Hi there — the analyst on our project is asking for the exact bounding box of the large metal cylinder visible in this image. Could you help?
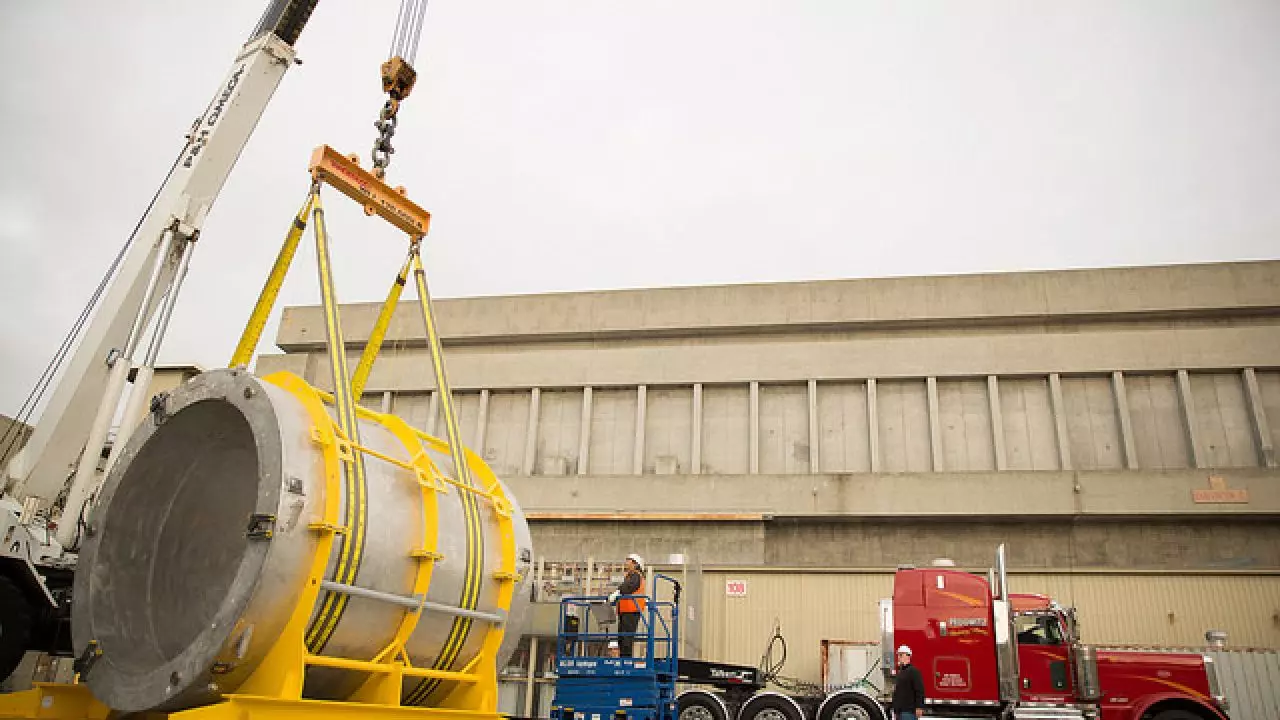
[73,369,533,713]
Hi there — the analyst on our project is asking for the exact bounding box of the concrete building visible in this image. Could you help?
[258,260,1280,688]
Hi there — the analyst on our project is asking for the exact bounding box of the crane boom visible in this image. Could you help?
[6,2,317,517]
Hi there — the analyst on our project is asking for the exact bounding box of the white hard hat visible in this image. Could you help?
[607,641,619,648]
[896,645,912,655]
[626,553,644,568]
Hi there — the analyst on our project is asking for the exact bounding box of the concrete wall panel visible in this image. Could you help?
[817,381,871,473]
[484,390,530,477]
[702,385,749,474]
[391,392,433,433]
[1126,373,1192,469]
[645,386,692,474]
[588,388,636,475]
[1192,372,1260,468]
[1061,376,1124,470]
[537,389,582,475]
[760,384,810,474]
[1000,376,1058,471]
[877,380,930,472]
[938,378,995,471]
[437,391,482,446]
[1258,370,1280,453]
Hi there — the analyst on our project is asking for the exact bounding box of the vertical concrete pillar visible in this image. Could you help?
[691,383,703,475]
[749,381,760,474]
[866,378,880,472]
[1242,368,1276,467]
[634,385,647,475]
[380,390,393,414]
[1111,371,1138,469]
[807,379,819,473]
[1048,373,1072,471]
[427,390,441,436]
[926,377,943,471]
[988,375,1007,471]
[578,386,593,475]
[1176,369,1206,469]
[475,389,490,452]
[522,387,541,476]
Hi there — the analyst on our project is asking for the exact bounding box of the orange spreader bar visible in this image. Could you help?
[308,144,431,238]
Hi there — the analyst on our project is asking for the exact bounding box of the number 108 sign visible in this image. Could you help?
[725,580,747,598]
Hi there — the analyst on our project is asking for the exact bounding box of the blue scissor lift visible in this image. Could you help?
[549,574,763,720]
[550,574,682,720]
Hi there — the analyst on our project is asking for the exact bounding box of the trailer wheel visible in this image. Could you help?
[678,691,727,720]
[816,691,883,720]
[738,693,804,720]
[0,576,34,683]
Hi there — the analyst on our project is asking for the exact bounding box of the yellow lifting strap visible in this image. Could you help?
[409,246,474,489]
[350,252,414,399]
[229,190,316,367]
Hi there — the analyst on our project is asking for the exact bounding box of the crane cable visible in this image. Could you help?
[373,0,429,179]
[389,0,430,65]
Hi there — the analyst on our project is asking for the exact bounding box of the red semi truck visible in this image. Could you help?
[674,545,1228,720]
[874,545,1228,720]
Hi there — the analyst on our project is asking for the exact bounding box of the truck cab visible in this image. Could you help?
[883,546,1229,720]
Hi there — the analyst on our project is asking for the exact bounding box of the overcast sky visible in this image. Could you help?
[1,1,1278,417]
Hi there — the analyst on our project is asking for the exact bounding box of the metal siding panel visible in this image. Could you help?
[588,387,636,475]
[760,384,810,474]
[644,385,693,474]
[1191,372,1258,468]
[1000,376,1058,471]
[537,389,582,474]
[701,572,893,684]
[1061,376,1124,470]
[702,385,749,474]
[1126,373,1192,469]
[817,381,870,473]
[483,390,530,477]
[877,380,930,472]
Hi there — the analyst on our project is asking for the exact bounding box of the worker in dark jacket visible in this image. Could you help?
[607,553,646,657]
[891,645,926,719]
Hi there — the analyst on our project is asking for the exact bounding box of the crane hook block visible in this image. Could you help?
[381,56,417,101]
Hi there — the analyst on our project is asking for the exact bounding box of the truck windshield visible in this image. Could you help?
[1014,614,1064,646]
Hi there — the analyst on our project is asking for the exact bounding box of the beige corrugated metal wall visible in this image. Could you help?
[700,571,1280,685]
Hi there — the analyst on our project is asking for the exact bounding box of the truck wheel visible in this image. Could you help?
[817,691,882,720]
[679,691,727,720]
[0,576,34,683]
[738,693,804,720]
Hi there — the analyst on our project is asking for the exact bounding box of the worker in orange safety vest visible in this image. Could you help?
[607,553,646,657]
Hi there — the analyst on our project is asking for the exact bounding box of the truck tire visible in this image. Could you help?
[679,690,728,720]
[816,691,884,720]
[738,692,804,720]
[0,576,33,683]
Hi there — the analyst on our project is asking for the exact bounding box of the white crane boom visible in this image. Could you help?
[5,2,316,539]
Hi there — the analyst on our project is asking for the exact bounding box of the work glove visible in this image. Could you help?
[608,590,620,603]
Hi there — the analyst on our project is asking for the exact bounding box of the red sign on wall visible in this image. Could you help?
[725,580,748,598]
